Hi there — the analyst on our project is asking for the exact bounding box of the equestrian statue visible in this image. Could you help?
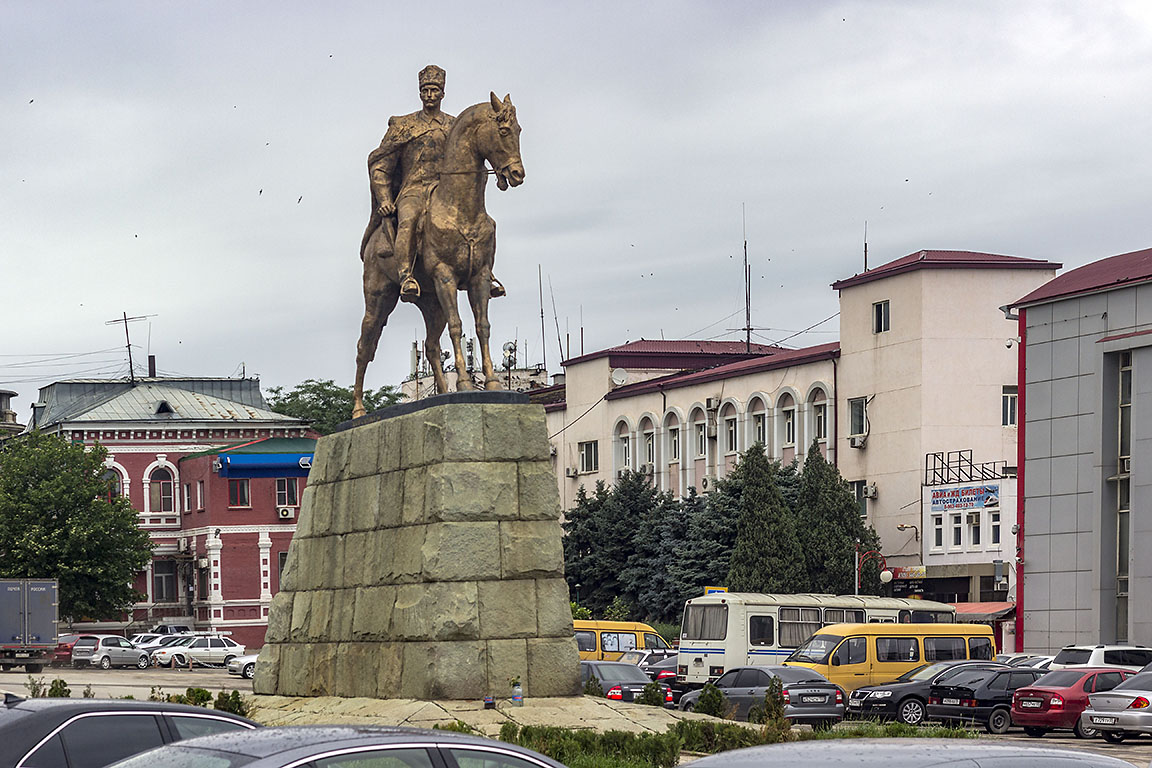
[353,65,524,418]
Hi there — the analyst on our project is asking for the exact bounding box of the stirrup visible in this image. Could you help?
[490,278,506,298]
[400,276,421,298]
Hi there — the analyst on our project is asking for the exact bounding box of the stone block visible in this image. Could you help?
[393,526,426,582]
[483,405,550,461]
[535,578,575,637]
[518,461,562,521]
[321,534,348,589]
[295,485,316,539]
[276,643,311,696]
[377,471,404,529]
[309,434,335,484]
[486,638,528,697]
[306,483,335,539]
[343,531,373,587]
[442,404,485,460]
[279,539,303,591]
[326,430,353,481]
[500,520,565,579]
[361,529,397,585]
[307,642,338,696]
[331,588,356,642]
[290,591,313,640]
[426,463,517,522]
[400,641,487,699]
[331,479,355,535]
[400,412,428,469]
[348,421,383,479]
[478,579,537,639]
[352,585,396,640]
[424,418,445,465]
[375,642,405,698]
[346,475,381,533]
[422,522,501,581]
[379,419,401,473]
[335,642,382,699]
[264,592,294,644]
[392,582,479,641]
[402,467,428,525]
[252,643,280,695]
[307,590,334,642]
[527,636,582,697]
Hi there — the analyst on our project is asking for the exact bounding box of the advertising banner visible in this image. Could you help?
[930,484,999,512]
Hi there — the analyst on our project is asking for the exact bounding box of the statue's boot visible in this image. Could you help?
[490,277,506,299]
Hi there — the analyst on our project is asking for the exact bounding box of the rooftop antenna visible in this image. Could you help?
[549,276,564,363]
[104,312,156,385]
[538,265,547,372]
[742,204,751,353]
[864,220,869,272]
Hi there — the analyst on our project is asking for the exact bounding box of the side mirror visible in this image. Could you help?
[831,656,842,667]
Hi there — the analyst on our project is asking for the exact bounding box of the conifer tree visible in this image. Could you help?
[668,486,736,604]
[726,444,808,593]
[562,481,611,613]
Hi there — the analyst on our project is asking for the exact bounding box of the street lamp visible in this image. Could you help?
[855,544,893,596]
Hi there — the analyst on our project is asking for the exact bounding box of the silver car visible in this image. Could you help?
[1080,669,1152,743]
[151,634,245,667]
[227,653,259,679]
[71,634,151,669]
[680,665,843,728]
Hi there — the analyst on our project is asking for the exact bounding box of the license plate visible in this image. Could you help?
[1091,716,1117,725]
[1021,700,1042,708]
[801,695,825,703]
[942,698,960,705]
[848,700,862,708]
[14,653,30,658]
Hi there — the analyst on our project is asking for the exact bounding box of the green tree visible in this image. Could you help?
[266,378,401,435]
[669,486,737,603]
[615,471,680,622]
[796,442,884,595]
[726,444,808,593]
[0,432,153,620]
[562,482,612,613]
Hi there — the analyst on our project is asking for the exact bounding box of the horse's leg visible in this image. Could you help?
[467,265,501,390]
[353,255,401,418]
[417,298,450,394]
[430,262,474,391]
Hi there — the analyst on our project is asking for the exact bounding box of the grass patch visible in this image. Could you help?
[800,720,976,740]
[500,723,680,768]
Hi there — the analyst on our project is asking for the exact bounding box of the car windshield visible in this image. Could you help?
[74,637,98,648]
[164,636,196,648]
[1034,670,1088,687]
[940,668,995,688]
[618,651,645,665]
[158,636,187,647]
[1115,672,1152,691]
[897,662,946,682]
[598,664,650,683]
[1052,648,1093,665]
[787,634,839,664]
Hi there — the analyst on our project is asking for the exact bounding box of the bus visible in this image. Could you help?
[677,592,957,687]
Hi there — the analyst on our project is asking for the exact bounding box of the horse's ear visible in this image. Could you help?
[490,91,501,112]
[503,93,511,105]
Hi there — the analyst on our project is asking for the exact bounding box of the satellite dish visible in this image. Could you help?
[610,368,628,387]
[502,341,516,353]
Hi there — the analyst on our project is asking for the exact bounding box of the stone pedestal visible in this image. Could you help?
[253,392,581,700]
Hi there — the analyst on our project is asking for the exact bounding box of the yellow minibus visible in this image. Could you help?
[783,623,995,693]
[573,620,673,661]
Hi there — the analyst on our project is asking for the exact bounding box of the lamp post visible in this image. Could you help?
[855,542,894,595]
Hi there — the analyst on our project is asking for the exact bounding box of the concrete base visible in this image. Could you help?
[254,394,581,699]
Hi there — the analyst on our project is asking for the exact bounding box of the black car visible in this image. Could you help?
[927,666,1047,733]
[109,725,569,768]
[679,665,844,728]
[847,659,1008,725]
[580,660,673,705]
[0,694,257,768]
[644,656,688,704]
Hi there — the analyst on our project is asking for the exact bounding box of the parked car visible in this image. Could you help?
[133,634,188,654]
[227,653,259,680]
[108,725,566,768]
[679,665,843,728]
[927,666,1047,733]
[1013,654,1056,670]
[580,660,673,704]
[70,635,151,670]
[644,656,687,704]
[1080,669,1152,743]
[996,653,1038,665]
[847,659,1008,725]
[127,633,162,647]
[1012,667,1129,739]
[151,634,246,667]
[51,634,91,667]
[149,623,193,635]
[0,695,257,768]
[1049,644,1152,672]
[618,648,678,670]
[682,739,1136,768]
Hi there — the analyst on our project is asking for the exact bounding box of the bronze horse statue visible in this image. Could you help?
[353,93,524,418]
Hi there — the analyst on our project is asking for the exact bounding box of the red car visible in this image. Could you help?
[51,634,85,667]
[1012,667,1129,738]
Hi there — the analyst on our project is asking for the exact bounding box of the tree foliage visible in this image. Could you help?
[726,444,807,593]
[0,432,153,620]
[266,378,401,435]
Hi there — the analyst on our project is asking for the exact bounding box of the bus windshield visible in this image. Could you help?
[786,634,840,664]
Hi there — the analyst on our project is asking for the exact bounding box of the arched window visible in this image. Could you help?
[749,397,768,448]
[638,417,656,467]
[149,467,174,513]
[779,393,796,448]
[720,403,739,455]
[614,421,632,474]
[810,388,828,442]
[101,469,123,503]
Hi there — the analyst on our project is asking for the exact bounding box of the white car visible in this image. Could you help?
[1049,645,1152,673]
[151,635,246,667]
[226,653,259,679]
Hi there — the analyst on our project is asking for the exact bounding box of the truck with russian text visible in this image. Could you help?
[0,579,59,673]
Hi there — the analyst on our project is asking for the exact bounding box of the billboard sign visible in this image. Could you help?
[930,484,999,512]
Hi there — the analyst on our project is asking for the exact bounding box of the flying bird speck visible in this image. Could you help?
[259,189,263,195]
[29,99,33,103]
[297,196,302,204]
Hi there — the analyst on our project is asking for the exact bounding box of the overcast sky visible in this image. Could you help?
[5,1,1152,422]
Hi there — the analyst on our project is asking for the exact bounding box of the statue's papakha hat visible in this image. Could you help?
[419,65,446,89]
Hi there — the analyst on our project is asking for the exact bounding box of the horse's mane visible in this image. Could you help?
[447,102,493,142]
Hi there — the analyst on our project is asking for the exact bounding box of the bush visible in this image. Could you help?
[583,674,605,697]
[670,719,783,751]
[501,724,679,768]
[602,596,632,621]
[213,690,250,717]
[746,678,790,741]
[47,679,71,698]
[25,676,45,698]
[801,720,975,741]
[691,683,726,718]
[571,602,593,620]
[635,682,666,707]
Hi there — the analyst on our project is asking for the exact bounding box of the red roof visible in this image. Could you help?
[1014,246,1152,307]
[604,342,840,400]
[832,250,1060,291]
[562,339,778,369]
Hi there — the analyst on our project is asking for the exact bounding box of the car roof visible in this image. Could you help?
[689,738,1134,767]
[2,696,255,719]
[152,725,562,764]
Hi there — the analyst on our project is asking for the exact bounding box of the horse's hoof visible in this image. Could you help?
[485,380,503,391]
[352,406,366,419]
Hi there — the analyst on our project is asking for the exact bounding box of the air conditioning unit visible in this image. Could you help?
[178,537,188,553]
[639,462,654,475]
[277,507,295,520]
[616,469,627,479]
[549,444,558,457]
[966,511,981,525]
[701,474,717,490]
[197,557,210,569]
[705,397,721,411]
[849,435,867,449]
[862,483,878,499]
[564,467,579,478]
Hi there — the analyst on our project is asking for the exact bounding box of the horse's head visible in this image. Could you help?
[485,92,524,191]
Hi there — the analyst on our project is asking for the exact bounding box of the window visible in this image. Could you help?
[850,481,868,517]
[753,413,766,445]
[57,714,166,768]
[971,515,981,546]
[278,551,288,586]
[601,632,636,653]
[849,397,867,436]
[725,417,738,453]
[228,478,251,507]
[149,467,174,513]
[749,616,774,646]
[824,608,865,624]
[951,514,963,547]
[276,478,298,507]
[575,631,596,652]
[101,469,122,503]
[668,428,680,461]
[990,511,1000,545]
[448,749,538,768]
[197,480,204,510]
[619,434,631,469]
[644,431,655,463]
[924,636,966,661]
[153,560,178,602]
[779,607,822,648]
[783,409,795,446]
[316,747,435,768]
[695,422,707,457]
[876,637,920,662]
[969,636,994,660]
[578,441,599,473]
[643,633,669,649]
[170,715,253,740]
[814,402,827,440]
[182,483,191,513]
[682,604,728,640]
[873,299,890,333]
[833,636,867,665]
[1002,385,1018,426]
[932,515,944,548]
[1117,351,1133,641]
[198,566,208,600]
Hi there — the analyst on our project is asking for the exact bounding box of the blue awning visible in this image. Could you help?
[217,453,313,478]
